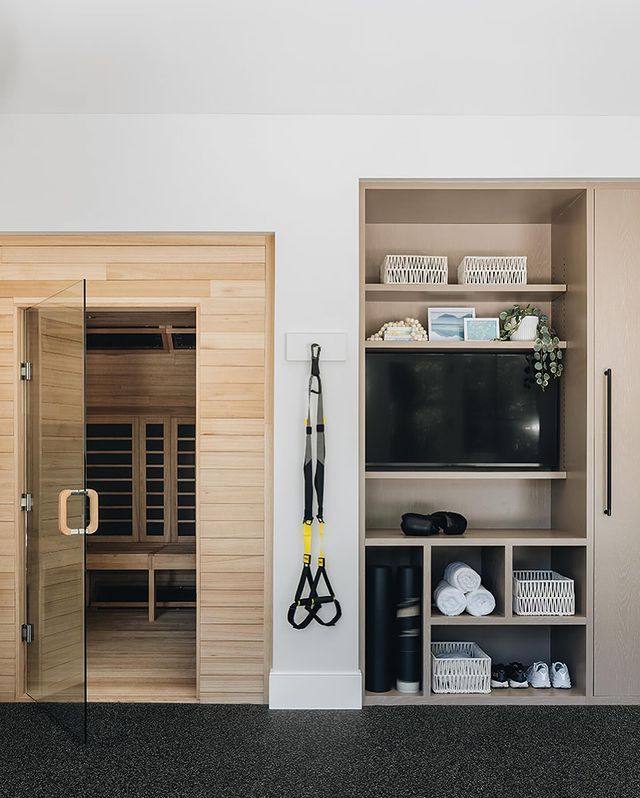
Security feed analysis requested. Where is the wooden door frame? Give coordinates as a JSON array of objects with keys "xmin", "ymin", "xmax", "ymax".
[{"xmin": 1, "ymin": 233, "xmax": 274, "ymax": 704}]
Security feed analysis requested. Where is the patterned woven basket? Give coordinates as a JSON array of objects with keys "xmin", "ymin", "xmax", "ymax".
[
  {"xmin": 512, "ymin": 570, "xmax": 575, "ymax": 616},
  {"xmin": 431, "ymin": 641, "xmax": 491, "ymax": 694},
  {"xmin": 380, "ymin": 255, "xmax": 448, "ymax": 285},
  {"xmin": 457, "ymin": 255, "xmax": 527, "ymax": 285}
]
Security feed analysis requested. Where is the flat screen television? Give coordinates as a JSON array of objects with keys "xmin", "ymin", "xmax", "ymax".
[{"xmin": 366, "ymin": 351, "xmax": 559, "ymax": 470}]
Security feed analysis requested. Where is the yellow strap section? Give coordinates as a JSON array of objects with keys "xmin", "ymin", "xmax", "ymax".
[
  {"xmin": 302, "ymin": 520, "xmax": 326, "ymax": 563},
  {"xmin": 303, "ymin": 521, "xmax": 313, "ymax": 557}
]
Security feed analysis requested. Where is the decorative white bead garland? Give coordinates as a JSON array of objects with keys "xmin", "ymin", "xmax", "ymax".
[{"xmin": 367, "ymin": 317, "xmax": 429, "ymax": 342}]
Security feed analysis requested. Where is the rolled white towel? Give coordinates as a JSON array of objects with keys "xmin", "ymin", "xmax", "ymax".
[
  {"xmin": 465, "ymin": 586, "xmax": 496, "ymax": 617},
  {"xmin": 433, "ymin": 579, "xmax": 466, "ymax": 616},
  {"xmin": 444, "ymin": 561, "xmax": 481, "ymax": 594}
]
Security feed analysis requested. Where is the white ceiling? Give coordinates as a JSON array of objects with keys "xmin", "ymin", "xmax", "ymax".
[{"xmin": 0, "ymin": 0, "xmax": 639, "ymax": 115}]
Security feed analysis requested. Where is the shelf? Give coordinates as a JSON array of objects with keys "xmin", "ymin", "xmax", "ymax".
[
  {"xmin": 364, "ymin": 690, "xmax": 425, "ymax": 705},
  {"xmin": 429, "ymin": 612, "xmax": 587, "ymax": 625},
  {"xmin": 365, "ymin": 283, "xmax": 567, "ymax": 303},
  {"xmin": 365, "ymin": 471, "xmax": 567, "ymax": 481},
  {"xmin": 430, "ymin": 612, "xmax": 506, "ymax": 624},
  {"xmin": 364, "ymin": 687, "xmax": 587, "ymax": 705},
  {"xmin": 427, "ymin": 687, "xmax": 587, "ymax": 705},
  {"xmin": 365, "ymin": 529, "xmax": 585, "ymax": 546},
  {"xmin": 364, "ymin": 340, "xmax": 567, "ymax": 351}
]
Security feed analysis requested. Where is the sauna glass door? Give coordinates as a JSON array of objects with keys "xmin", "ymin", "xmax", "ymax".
[{"xmin": 25, "ymin": 281, "xmax": 91, "ymax": 742}]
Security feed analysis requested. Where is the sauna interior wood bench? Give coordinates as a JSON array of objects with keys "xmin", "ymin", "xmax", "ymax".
[{"xmin": 86, "ymin": 542, "xmax": 196, "ymax": 622}]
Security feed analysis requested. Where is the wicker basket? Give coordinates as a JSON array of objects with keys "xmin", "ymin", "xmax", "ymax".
[
  {"xmin": 512, "ymin": 570, "xmax": 575, "ymax": 616},
  {"xmin": 380, "ymin": 255, "xmax": 448, "ymax": 285},
  {"xmin": 457, "ymin": 256, "xmax": 527, "ymax": 285},
  {"xmin": 431, "ymin": 641, "xmax": 491, "ymax": 694}
]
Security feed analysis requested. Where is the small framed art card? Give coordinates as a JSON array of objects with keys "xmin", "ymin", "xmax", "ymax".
[{"xmin": 463, "ymin": 317, "xmax": 500, "ymax": 341}]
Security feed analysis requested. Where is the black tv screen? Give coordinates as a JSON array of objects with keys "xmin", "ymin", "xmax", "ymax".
[{"xmin": 366, "ymin": 351, "xmax": 559, "ymax": 469}]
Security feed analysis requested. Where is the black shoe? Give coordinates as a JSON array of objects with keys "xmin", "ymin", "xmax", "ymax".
[
  {"xmin": 507, "ymin": 662, "xmax": 529, "ymax": 689},
  {"xmin": 491, "ymin": 663, "xmax": 508, "ymax": 688}
]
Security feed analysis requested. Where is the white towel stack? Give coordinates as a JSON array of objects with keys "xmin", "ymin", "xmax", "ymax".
[{"xmin": 433, "ymin": 561, "xmax": 496, "ymax": 617}]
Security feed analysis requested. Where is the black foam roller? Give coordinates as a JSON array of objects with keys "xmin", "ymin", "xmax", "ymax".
[
  {"xmin": 365, "ymin": 565, "xmax": 394, "ymax": 692},
  {"xmin": 395, "ymin": 565, "xmax": 422, "ymax": 693}
]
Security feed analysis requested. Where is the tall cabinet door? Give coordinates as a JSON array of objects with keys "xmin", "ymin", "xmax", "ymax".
[{"xmin": 594, "ymin": 189, "xmax": 640, "ymax": 697}]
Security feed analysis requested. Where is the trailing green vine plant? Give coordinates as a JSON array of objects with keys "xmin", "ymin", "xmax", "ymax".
[{"xmin": 499, "ymin": 304, "xmax": 563, "ymax": 390}]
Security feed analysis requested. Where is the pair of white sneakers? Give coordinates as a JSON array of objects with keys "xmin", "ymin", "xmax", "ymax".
[{"xmin": 527, "ymin": 661, "xmax": 571, "ymax": 689}]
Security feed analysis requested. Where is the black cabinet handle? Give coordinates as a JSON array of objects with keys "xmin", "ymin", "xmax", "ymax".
[{"xmin": 604, "ymin": 368, "xmax": 612, "ymax": 516}]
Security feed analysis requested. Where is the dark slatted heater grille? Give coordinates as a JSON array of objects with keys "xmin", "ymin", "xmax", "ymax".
[
  {"xmin": 86, "ymin": 422, "xmax": 134, "ymax": 537},
  {"xmin": 176, "ymin": 423, "xmax": 196, "ymax": 537},
  {"xmin": 144, "ymin": 422, "xmax": 167, "ymax": 537}
]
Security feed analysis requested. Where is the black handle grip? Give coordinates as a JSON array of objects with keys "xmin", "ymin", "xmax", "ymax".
[
  {"xmin": 310, "ymin": 343, "xmax": 321, "ymax": 377},
  {"xmin": 604, "ymin": 368, "xmax": 612, "ymax": 516}
]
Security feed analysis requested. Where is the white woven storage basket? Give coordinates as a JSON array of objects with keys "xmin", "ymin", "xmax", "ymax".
[
  {"xmin": 512, "ymin": 570, "xmax": 575, "ymax": 616},
  {"xmin": 380, "ymin": 254, "xmax": 448, "ymax": 285},
  {"xmin": 431, "ymin": 642, "xmax": 491, "ymax": 694},
  {"xmin": 457, "ymin": 256, "xmax": 527, "ymax": 285}
]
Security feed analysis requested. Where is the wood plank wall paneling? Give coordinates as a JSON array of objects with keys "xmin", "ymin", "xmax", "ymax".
[
  {"xmin": 0, "ymin": 234, "xmax": 273, "ymax": 705},
  {"xmin": 86, "ymin": 351, "xmax": 196, "ymax": 415},
  {"xmin": 198, "ymin": 295, "xmax": 267, "ymax": 704}
]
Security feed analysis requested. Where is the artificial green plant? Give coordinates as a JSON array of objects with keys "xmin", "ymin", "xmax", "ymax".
[{"xmin": 499, "ymin": 304, "xmax": 563, "ymax": 390}]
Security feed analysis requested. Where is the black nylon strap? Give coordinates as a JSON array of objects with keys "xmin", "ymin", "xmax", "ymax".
[
  {"xmin": 311, "ymin": 563, "xmax": 342, "ymax": 627},
  {"xmin": 303, "ymin": 455, "xmax": 314, "ymax": 525},
  {"xmin": 287, "ymin": 556, "xmax": 319, "ymax": 630},
  {"xmin": 287, "ymin": 343, "xmax": 341, "ymax": 629},
  {"xmin": 314, "ymin": 461, "xmax": 325, "ymax": 522}
]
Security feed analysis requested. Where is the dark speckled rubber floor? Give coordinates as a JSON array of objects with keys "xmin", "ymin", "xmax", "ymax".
[{"xmin": 1, "ymin": 703, "xmax": 639, "ymax": 798}]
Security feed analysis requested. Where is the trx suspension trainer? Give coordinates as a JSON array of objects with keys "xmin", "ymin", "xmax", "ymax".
[{"xmin": 287, "ymin": 344, "xmax": 342, "ymax": 629}]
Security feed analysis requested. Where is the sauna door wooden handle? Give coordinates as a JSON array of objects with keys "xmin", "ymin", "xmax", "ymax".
[{"xmin": 58, "ymin": 488, "xmax": 99, "ymax": 536}]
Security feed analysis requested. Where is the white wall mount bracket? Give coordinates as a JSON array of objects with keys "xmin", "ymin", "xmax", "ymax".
[{"xmin": 285, "ymin": 332, "xmax": 347, "ymax": 362}]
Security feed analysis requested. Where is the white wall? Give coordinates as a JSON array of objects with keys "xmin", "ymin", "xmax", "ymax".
[
  {"xmin": 1, "ymin": 0, "xmax": 640, "ymax": 114},
  {"xmin": 1, "ymin": 114, "xmax": 640, "ymax": 707}
]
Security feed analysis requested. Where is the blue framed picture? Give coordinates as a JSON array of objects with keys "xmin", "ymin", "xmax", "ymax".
[
  {"xmin": 463, "ymin": 317, "xmax": 500, "ymax": 341},
  {"xmin": 427, "ymin": 307, "xmax": 475, "ymax": 341}
]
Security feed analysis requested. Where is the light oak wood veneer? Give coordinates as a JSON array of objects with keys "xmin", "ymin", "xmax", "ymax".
[
  {"xmin": 0, "ymin": 233, "xmax": 274, "ymax": 705},
  {"xmin": 358, "ymin": 181, "xmax": 637, "ymax": 706}
]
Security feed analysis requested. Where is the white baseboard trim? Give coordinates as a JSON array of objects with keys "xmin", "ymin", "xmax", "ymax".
[{"xmin": 269, "ymin": 670, "xmax": 362, "ymax": 709}]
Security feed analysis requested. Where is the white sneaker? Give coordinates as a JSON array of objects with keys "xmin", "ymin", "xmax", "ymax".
[
  {"xmin": 550, "ymin": 661, "xmax": 572, "ymax": 688},
  {"xmin": 526, "ymin": 662, "xmax": 551, "ymax": 688}
]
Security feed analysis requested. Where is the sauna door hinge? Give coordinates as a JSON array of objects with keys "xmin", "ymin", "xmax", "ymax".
[
  {"xmin": 21, "ymin": 624, "xmax": 33, "ymax": 644},
  {"xmin": 20, "ymin": 362, "xmax": 32, "ymax": 381},
  {"xmin": 20, "ymin": 493, "xmax": 33, "ymax": 512}
]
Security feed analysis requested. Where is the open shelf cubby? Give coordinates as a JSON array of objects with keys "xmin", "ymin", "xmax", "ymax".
[
  {"xmin": 429, "ymin": 624, "xmax": 587, "ymax": 703},
  {"xmin": 430, "ymin": 545, "xmax": 506, "ymax": 619},
  {"xmin": 359, "ymin": 181, "xmax": 592, "ymax": 706}
]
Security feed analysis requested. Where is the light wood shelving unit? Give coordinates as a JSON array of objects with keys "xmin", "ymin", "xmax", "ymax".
[
  {"xmin": 365, "ymin": 283, "xmax": 567, "ymax": 303},
  {"xmin": 359, "ymin": 180, "xmax": 592, "ymax": 706},
  {"xmin": 365, "ymin": 471, "xmax": 567, "ymax": 480},
  {"xmin": 365, "ymin": 340, "xmax": 567, "ymax": 351},
  {"xmin": 364, "ymin": 686, "xmax": 587, "ymax": 706},
  {"xmin": 365, "ymin": 530, "xmax": 586, "ymax": 546}
]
